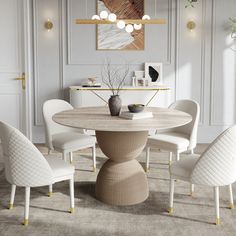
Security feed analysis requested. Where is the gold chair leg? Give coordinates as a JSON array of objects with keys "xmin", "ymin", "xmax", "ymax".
[
  {"xmin": 168, "ymin": 207, "xmax": 173, "ymax": 214},
  {"xmin": 23, "ymin": 219, "xmax": 29, "ymax": 226},
  {"xmin": 69, "ymin": 208, "xmax": 74, "ymax": 213},
  {"xmin": 215, "ymin": 218, "xmax": 220, "ymax": 225},
  {"xmin": 145, "ymin": 166, "xmax": 150, "ymax": 172}
]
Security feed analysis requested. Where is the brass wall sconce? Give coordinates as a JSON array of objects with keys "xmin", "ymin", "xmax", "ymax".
[
  {"xmin": 44, "ymin": 19, "xmax": 53, "ymax": 31},
  {"xmin": 187, "ymin": 21, "xmax": 196, "ymax": 31}
]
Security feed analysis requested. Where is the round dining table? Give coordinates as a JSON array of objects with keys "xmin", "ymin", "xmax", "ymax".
[{"xmin": 53, "ymin": 106, "xmax": 192, "ymax": 206}]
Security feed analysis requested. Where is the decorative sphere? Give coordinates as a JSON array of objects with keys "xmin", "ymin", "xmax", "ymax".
[
  {"xmin": 142, "ymin": 15, "xmax": 151, "ymax": 20},
  {"xmin": 100, "ymin": 11, "xmax": 108, "ymax": 19},
  {"xmin": 134, "ymin": 24, "xmax": 142, "ymax": 30},
  {"xmin": 91, "ymin": 15, "xmax": 100, "ymax": 20},
  {"xmin": 108, "ymin": 13, "xmax": 117, "ymax": 22},
  {"xmin": 125, "ymin": 24, "xmax": 134, "ymax": 33},
  {"xmin": 117, "ymin": 20, "xmax": 126, "ymax": 29}
]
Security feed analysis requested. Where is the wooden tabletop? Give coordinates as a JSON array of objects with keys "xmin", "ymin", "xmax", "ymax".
[{"xmin": 53, "ymin": 106, "xmax": 192, "ymax": 132}]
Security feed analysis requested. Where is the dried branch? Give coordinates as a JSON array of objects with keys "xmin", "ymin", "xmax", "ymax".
[{"xmin": 101, "ymin": 58, "xmax": 129, "ymax": 96}]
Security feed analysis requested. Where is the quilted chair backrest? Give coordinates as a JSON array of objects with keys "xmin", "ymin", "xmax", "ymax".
[
  {"xmin": 43, "ymin": 99, "xmax": 75, "ymax": 150},
  {"xmin": 170, "ymin": 100, "xmax": 200, "ymax": 150},
  {"xmin": 191, "ymin": 125, "xmax": 236, "ymax": 187},
  {"xmin": 0, "ymin": 121, "xmax": 53, "ymax": 187}
]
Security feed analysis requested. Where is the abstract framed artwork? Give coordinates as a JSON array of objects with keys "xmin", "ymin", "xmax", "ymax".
[
  {"xmin": 97, "ymin": 0, "xmax": 145, "ymax": 51},
  {"xmin": 145, "ymin": 63, "xmax": 163, "ymax": 85}
]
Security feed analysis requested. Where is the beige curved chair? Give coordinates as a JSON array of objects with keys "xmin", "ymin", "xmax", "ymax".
[
  {"xmin": 0, "ymin": 121, "xmax": 75, "ymax": 226},
  {"xmin": 168, "ymin": 125, "xmax": 236, "ymax": 225},
  {"xmin": 43, "ymin": 99, "xmax": 96, "ymax": 168}
]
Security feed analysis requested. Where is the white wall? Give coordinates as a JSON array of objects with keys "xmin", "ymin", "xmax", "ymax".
[{"xmin": 31, "ymin": 0, "xmax": 236, "ymax": 143}]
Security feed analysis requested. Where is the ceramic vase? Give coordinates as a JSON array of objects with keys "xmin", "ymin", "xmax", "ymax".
[{"xmin": 108, "ymin": 95, "xmax": 122, "ymax": 116}]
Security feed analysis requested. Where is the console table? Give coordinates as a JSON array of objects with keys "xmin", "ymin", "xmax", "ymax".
[{"xmin": 69, "ymin": 86, "xmax": 170, "ymax": 108}]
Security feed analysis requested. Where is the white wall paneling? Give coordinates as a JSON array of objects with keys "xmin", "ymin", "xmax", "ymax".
[
  {"xmin": 32, "ymin": 0, "xmax": 63, "ymax": 127},
  {"xmin": 30, "ymin": 0, "xmax": 236, "ymax": 143},
  {"xmin": 210, "ymin": 0, "xmax": 236, "ymax": 126},
  {"xmin": 175, "ymin": 0, "xmax": 206, "ymax": 125}
]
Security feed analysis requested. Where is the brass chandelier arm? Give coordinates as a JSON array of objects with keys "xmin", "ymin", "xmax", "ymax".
[{"xmin": 75, "ymin": 19, "xmax": 166, "ymax": 25}]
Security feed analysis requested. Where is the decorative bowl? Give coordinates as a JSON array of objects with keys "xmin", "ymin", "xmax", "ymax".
[{"xmin": 128, "ymin": 104, "xmax": 145, "ymax": 113}]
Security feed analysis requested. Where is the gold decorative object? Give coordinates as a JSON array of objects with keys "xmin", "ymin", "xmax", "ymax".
[
  {"xmin": 187, "ymin": 21, "xmax": 196, "ymax": 31},
  {"xmin": 15, "ymin": 72, "xmax": 26, "ymax": 90},
  {"xmin": 44, "ymin": 19, "xmax": 53, "ymax": 31},
  {"xmin": 75, "ymin": 19, "xmax": 166, "ymax": 25}
]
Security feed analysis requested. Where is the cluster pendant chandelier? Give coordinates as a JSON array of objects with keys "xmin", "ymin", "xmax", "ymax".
[
  {"xmin": 76, "ymin": 12, "xmax": 166, "ymax": 32},
  {"xmin": 91, "ymin": 11, "xmax": 151, "ymax": 33}
]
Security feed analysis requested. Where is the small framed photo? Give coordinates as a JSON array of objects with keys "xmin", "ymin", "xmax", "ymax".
[
  {"xmin": 134, "ymin": 71, "xmax": 145, "ymax": 79},
  {"xmin": 132, "ymin": 71, "xmax": 146, "ymax": 87},
  {"xmin": 145, "ymin": 63, "xmax": 163, "ymax": 85}
]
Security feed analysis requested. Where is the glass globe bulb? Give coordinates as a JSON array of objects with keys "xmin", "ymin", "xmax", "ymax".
[
  {"xmin": 117, "ymin": 20, "xmax": 126, "ymax": 29},
  {"xmin": 125, "ymin": 24, "xmax": 134, "ymax": 33},
  {"xmin": 142, "ymin": 15, "xmax": 151, "ymax": 20},
  {"xmin": 134, "ymin": 24, "xmax": 142, "ymax": 30},
  {"xmin": 91, "ymin": 15, "xmax": 100, "ymax": 20},
  {"xmin": 100, "ymin": 11, "xmax": 108, "ymax": 20},
  {"xmin": 108, "ymin": 13, "xmax": 117, "ymax": 22}
]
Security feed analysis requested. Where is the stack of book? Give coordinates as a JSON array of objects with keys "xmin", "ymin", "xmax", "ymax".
[
  {"xmin": 119, "ymin": 111, "xmax": 153, "ymax": 120},
  {"xmin": 82, "ymin": 83, "xmax": 101, "ymax": 87}
]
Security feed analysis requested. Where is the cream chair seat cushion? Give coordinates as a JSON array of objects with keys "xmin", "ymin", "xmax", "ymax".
[
  {"xmin": 52, "ymin": 132, "xmax": 96, "ymax": 150},
  {"xmin": 147, "ymin": 132, "xmax": 190, "ymax": 151},
  {"xmin": 170, "ymin": 155, "xmax": 200, "ymax": 181},
  {"xmin": 45, "ymin": 156, "xmax": 75, "ymax": 178}
]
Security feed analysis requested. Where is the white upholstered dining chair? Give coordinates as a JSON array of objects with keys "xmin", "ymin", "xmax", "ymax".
[
  {"xmin": 0, "ymin": 121, "xmax": 75, "ymax": 226},
  {"xmin": 145, "ymin": 99, "xmax": 200, "ymax": 169},
  {"xmin": 43, "ymin": 99, "xmax": 96, "ymax": 169},
  {"xmin": 168, "ymin": 125, "xmax": 236, "ymax": 225}
]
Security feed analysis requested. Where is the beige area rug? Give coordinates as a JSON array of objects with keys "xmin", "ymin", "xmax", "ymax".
[{"xmin": 0, "ymin": 145, "xmax": 236, "ymax": 236}]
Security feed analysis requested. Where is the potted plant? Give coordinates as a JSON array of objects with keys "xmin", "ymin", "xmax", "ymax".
[
  {"xmin": 185, "ymin": 0, "xmax": 198, "ymax": 8},
  {"xmin": 101, "ymin": 59, "xmax": 129, "ymax": 116}
]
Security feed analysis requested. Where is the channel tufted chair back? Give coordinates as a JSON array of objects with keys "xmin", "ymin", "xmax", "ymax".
[
  {"xmin": 191, "ymin": 125, "xmax": 236, "ymax": 186},
  {"xmin": 0, "ymin": 121, "xmax": 53, "ymax": 187}
]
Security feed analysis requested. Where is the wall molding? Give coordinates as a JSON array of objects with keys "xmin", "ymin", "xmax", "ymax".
[
  {"xmin": 32, "ymin": 0, "xmax": 64, "ymax": 126},
  {"xmin": 59, "ymin": 0, "xmax": 65, "ymax": 96},
  {"xmin": 175, "ymin": 0, "xmax": 206, "ymax": 125},
  {"xmin": 208, "ymin": 0, "xmax": 230, "ymax": 126},
  {"xmin": 32, "ymin": 0, "xmax": 40, "ymax": 126}
]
